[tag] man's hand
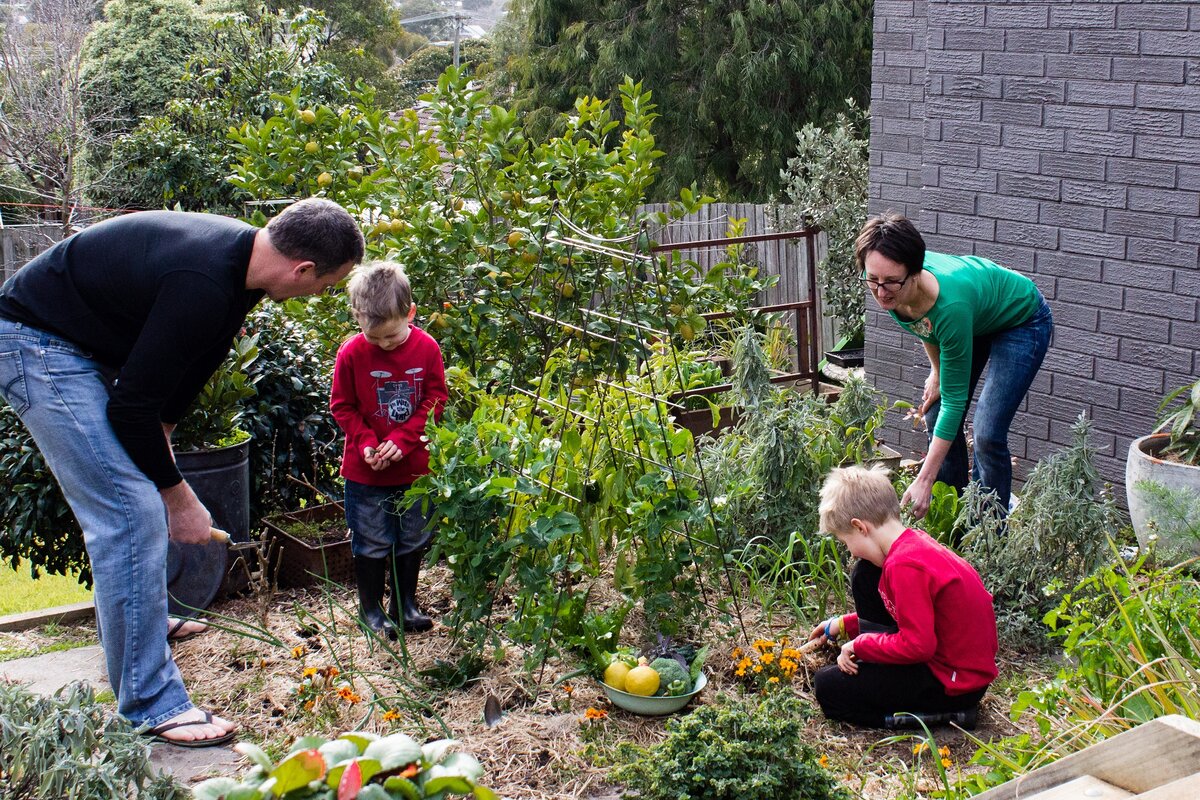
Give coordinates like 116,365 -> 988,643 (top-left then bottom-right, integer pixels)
161,481 -> 214,544
837,640 -> 859,675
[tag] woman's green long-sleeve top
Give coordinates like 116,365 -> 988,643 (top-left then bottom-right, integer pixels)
887,252 -> 1041,442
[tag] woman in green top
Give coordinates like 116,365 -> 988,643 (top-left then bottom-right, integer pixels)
855,213 -> 1053,518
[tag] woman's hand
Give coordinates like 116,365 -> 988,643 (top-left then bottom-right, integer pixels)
920,370 -> 940,416
837,640 -> 858,675
901,476 -> 934,519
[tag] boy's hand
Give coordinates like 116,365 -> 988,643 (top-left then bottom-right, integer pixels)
372,440 -> 402,464
837,641 -> 858,675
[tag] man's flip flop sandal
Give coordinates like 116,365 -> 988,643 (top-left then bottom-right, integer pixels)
167,617 -> 207,642
146,710 -> 235,748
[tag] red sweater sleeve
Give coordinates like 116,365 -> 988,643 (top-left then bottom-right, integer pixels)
852,563 -> 938,664
330,337 -> 378,462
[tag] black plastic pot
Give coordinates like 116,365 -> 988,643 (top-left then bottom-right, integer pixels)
176,439 -> 251,543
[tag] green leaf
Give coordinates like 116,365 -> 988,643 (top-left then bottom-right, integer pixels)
318,738 -> 361,768
192,778 -> 242,800
423,767 -> 474,796
234,742 -> 274,770
363,733 -> 423,770
269,748 -> 326,795
382,775 -> 422,800
356,785 -> 393,800
421,738 -> 459,766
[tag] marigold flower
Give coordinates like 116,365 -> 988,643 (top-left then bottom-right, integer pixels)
325,666 -> 340,678
291,645 -> 305,659
913,742 -> 929,755
399,764 -> 419,779
760,651 -> 775,665
735,667 -> 746,677
941,757 -> 952,769
781,648 -> 801,660
302,667 -> 318,678
819,754 -> 829,768
730,647 -> 744,661
753,664 -> 763,673
582,707 -> 608,721
382,709 -> 402,723
304,700 -> 315,711
767,676 -> 780,684
562,683 -> 575,695
779,658 -> 797,672
939,745 -> 951,757
736,657 -> 752,671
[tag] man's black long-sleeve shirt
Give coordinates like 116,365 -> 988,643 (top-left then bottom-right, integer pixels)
0,211 -> 264,489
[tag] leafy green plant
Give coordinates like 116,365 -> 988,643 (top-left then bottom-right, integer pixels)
958,414 -> 1122,647
780,100 -> 870,343
1133,480 -> 1200,559
171,333 -> 260,452
193,731 -> 496,799
0,681 -> 187,800
1154,378 -> 1200,465
613,693 -> 851,800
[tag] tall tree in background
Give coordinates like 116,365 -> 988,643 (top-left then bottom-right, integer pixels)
0,0 -> 113,230
495,0 -> 872,201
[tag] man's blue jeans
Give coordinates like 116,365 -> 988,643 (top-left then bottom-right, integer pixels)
925,296 -> 1053,513
0,319 -> 193,728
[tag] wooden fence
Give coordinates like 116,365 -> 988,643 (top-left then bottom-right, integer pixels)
639,202 -> 837,353
1,225 -> 64,284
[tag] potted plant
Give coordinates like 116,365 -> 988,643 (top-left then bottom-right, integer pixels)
261,501 -> 353,588
172,332 -> 260,543
1126,379 -> 1200,556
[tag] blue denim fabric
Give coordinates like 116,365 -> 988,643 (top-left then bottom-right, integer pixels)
344,479 -> 433,559
0,319 -> 192,728
924,295 -> 1053,513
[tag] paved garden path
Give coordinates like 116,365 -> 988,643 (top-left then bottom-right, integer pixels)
0,645 -> 240,786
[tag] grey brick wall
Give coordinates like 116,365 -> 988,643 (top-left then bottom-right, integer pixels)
866,1 -> 1200,495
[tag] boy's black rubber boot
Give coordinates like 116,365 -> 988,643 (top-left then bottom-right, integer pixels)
354,556 -> 396,639
883,707 -> 978,730
390,552 -> 433,633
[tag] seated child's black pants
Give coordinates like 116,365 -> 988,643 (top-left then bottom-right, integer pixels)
813,560 -> 986,728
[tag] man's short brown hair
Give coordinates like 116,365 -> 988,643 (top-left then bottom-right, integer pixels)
267,197 -> 365,276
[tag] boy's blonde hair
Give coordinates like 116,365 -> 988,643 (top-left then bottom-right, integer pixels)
819,464 -> 900,535
347,261 -> 412,330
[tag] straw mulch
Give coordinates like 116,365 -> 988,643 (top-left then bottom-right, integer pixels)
4,558 -> 1043,799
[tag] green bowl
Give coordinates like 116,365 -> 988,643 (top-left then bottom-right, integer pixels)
602,671 -> 707,716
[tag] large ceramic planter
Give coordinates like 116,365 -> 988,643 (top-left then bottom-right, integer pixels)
262,503 -> 353,589
1125,433 -> 1200,556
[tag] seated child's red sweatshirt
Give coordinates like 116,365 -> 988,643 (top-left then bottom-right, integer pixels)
842,528 -> 998,695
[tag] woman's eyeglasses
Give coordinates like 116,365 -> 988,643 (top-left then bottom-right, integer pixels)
859,271 -> 910,292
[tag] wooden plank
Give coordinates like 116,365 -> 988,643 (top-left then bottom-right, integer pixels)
1022,776 -> 1132,800
974,716 -> 1200,800
0,601 -> 95,633
1136,773 -> 1200,800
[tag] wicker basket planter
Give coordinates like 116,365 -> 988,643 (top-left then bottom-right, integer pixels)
262,503 -> 353,589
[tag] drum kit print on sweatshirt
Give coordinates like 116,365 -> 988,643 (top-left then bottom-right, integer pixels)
370,368 -> 425,424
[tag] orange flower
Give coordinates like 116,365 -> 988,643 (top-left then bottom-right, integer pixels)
819,754 -> 829,769
941,757 -> 953,769
399,764 -> 420,779
730,646 -> 744,661
582,707 -> 608,721
939,745 -> 951,757
562,683 -> 575,696
382,709 -> 402,723
913,742 -> 929,755
302,667 -> 318,678
767,676 -> 780,684
291,645 -> 305,659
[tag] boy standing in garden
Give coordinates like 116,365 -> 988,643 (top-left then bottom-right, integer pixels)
808,465 -> 998,729
331,262 -> 448,636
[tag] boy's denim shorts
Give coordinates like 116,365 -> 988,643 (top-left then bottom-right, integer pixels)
344,479 -> 433,559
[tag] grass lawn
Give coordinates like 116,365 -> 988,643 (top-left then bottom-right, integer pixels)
0,565 -> 92,616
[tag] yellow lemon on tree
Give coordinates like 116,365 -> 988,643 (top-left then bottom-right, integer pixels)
603,661 -> 631,691
624,665 -> 660,697
559,281 -> 576,299
304,141 -> 318,154
299,109 -> 317,124
316,171 -> 333,188
506,230 -> 525,249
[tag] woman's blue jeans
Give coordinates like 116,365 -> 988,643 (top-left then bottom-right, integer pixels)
0,319 -> 193,728
924,296 -> 1053,513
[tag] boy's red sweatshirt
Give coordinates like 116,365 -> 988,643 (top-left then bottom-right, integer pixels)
330,327 -> 447,486
842,528 -> 998,695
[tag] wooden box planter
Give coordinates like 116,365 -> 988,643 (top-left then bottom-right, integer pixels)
974,715 -> 1200,800
262,503 -> 353,589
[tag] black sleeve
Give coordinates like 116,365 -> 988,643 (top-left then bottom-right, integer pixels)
160,339 -> 234,425
106,272 -> 238,489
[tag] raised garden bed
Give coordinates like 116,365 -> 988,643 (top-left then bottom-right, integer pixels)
262,503 -> 353,589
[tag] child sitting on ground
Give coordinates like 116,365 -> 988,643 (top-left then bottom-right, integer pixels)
331,262 -> 448,636
808,464 -> 998,729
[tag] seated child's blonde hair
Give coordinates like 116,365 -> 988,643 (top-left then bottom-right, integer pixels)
819,464 -> 900,535
347,261 -> 412,330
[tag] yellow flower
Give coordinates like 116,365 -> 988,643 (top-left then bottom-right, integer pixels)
303,700 -> 315,711
760,651 -> 775,665
939,746 -> 951,757
819,754 -> 829,768
737,657 -> 752,671
941,757 -> 952,769
730,647 -> 744,661
752,639 -> 775,652
779,658 -> 796,672
781,648 -> 801,660
582,707 -> 608,721
753,664 -> 763,673
382,709 -> 402,723
767,676 -> 780,684
735,667 -> 746,677
302,667 -> 318,678
913,742 -> 929,755
291,645 -> 305,659
779,636 -> 789,646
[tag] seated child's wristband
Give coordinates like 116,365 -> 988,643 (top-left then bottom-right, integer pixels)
824,619 -> 835,641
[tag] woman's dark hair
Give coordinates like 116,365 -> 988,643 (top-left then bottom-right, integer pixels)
266,197 -> 365,276
854,212 -> 926,275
